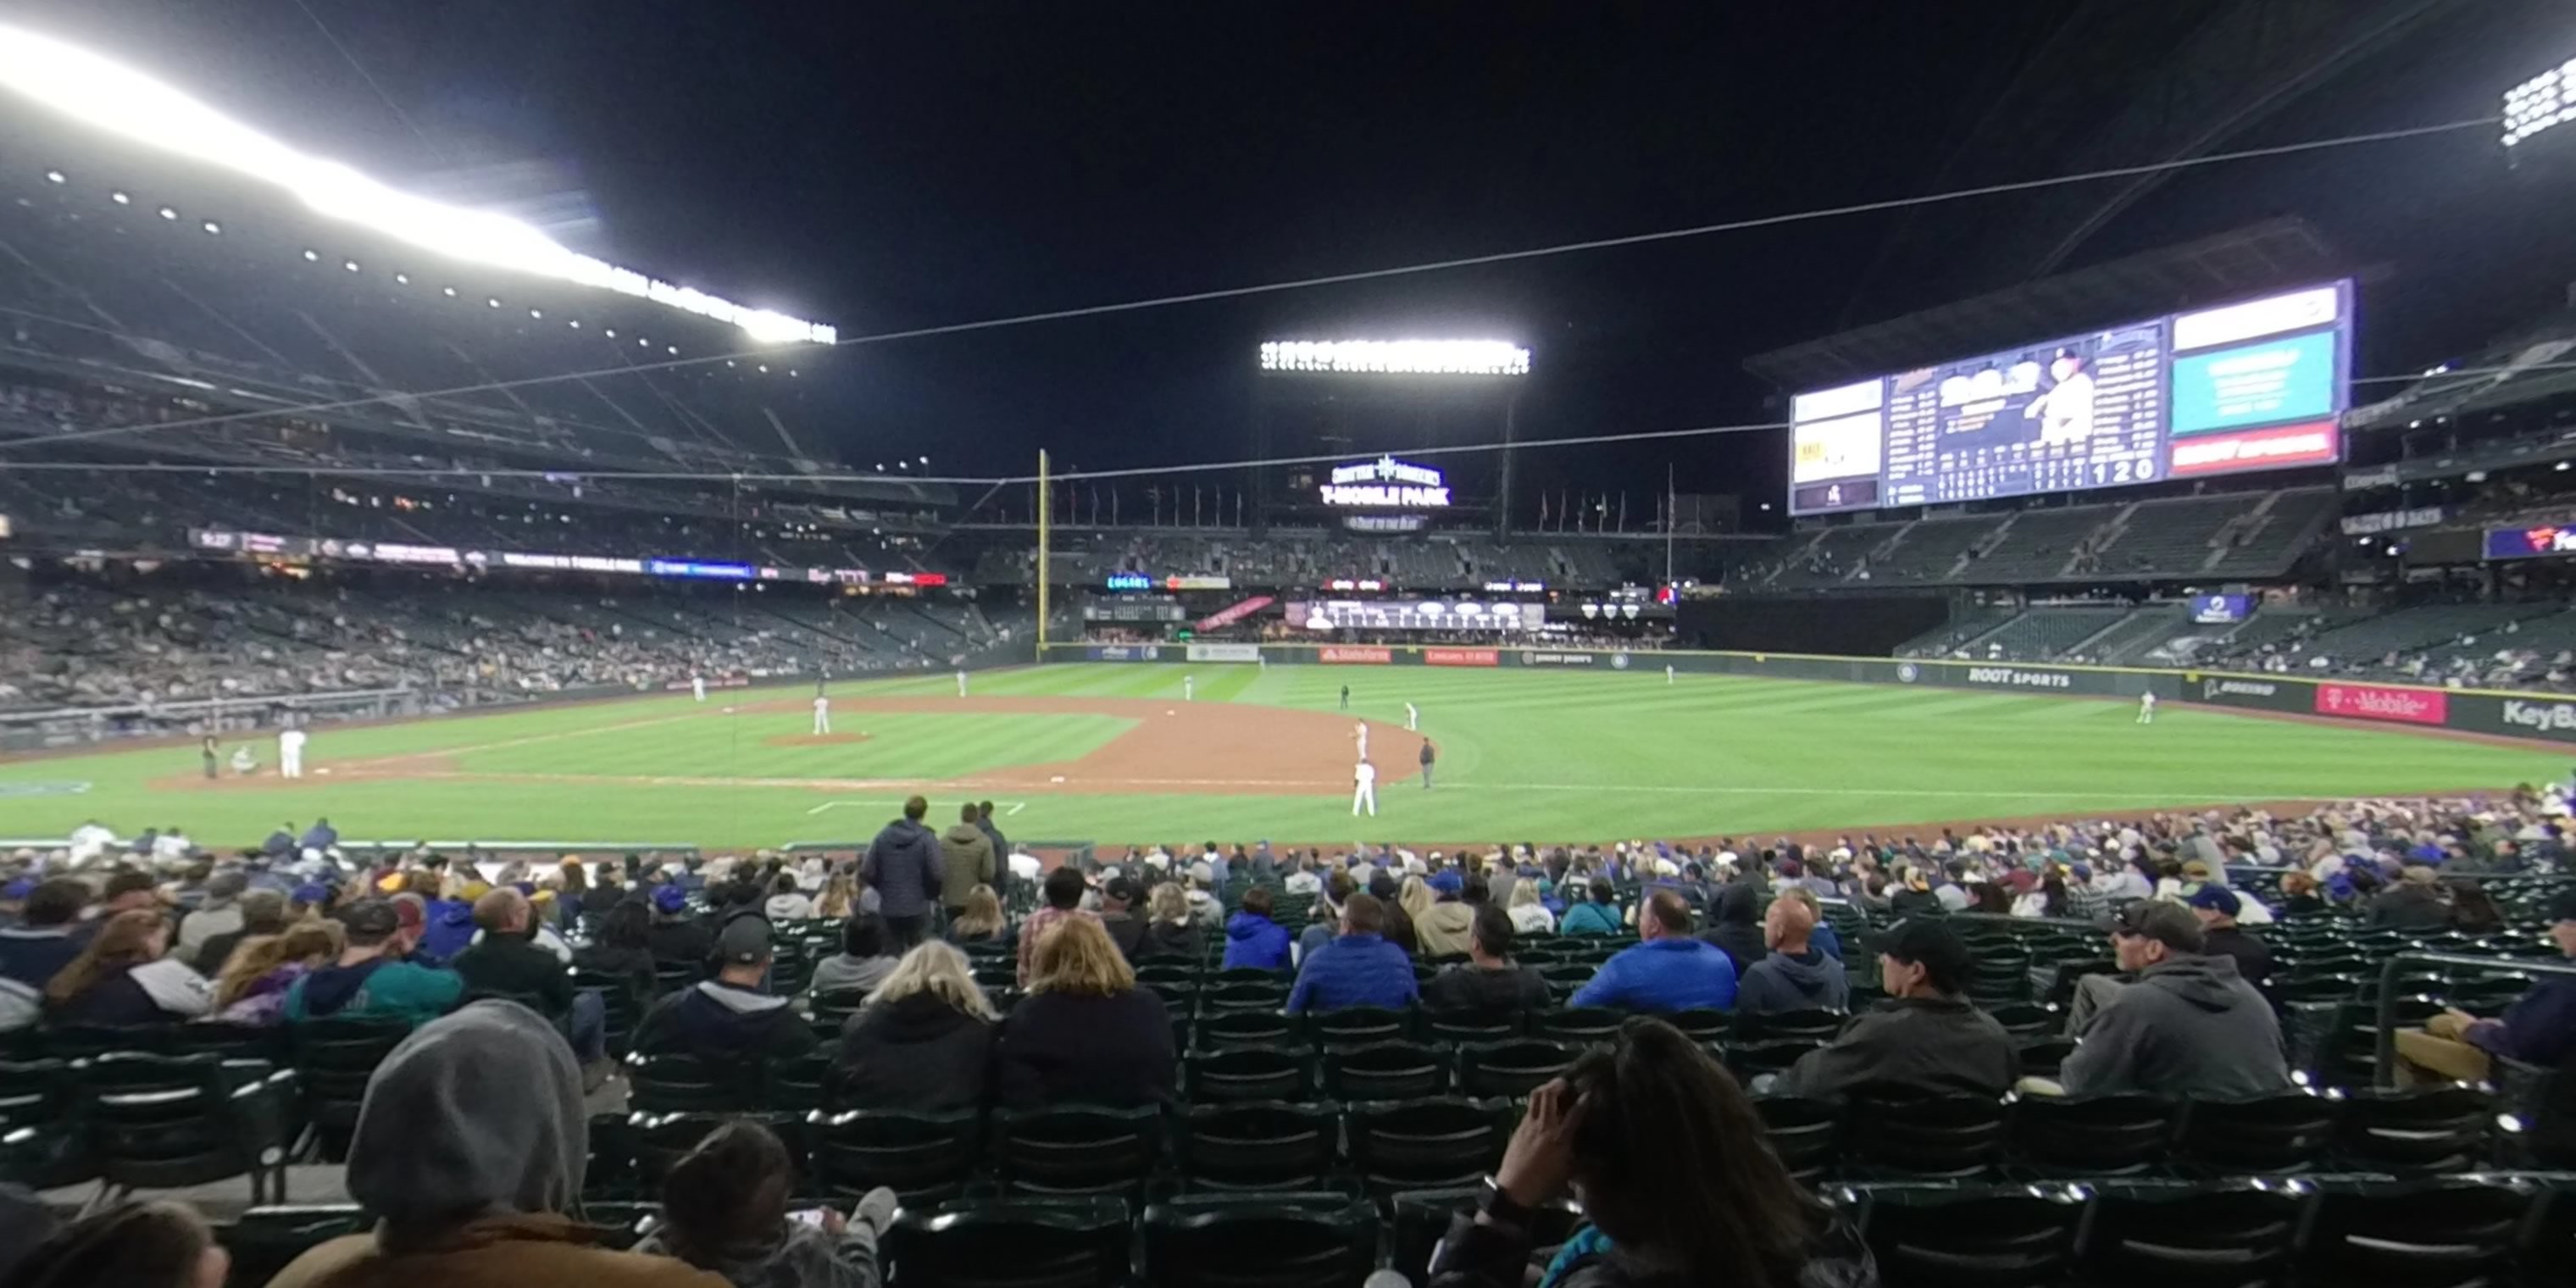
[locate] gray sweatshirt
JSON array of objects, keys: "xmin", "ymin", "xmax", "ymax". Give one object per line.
[{"xmin": 2058, "ymin": 953, "xmax": 2290, "ymax": 1099}]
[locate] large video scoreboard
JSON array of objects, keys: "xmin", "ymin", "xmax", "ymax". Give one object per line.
[{"xmin": 1790, "ymin": 280, "xmax": 2352, "ymax": 515}]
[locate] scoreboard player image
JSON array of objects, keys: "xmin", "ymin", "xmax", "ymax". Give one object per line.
[{"xmin": 2022, "ymin": 348, "xmax": 2096, "ymax": 445}]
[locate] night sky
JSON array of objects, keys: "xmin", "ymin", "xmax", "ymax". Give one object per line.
[{"xmin": 14, "ymin": 1, "xmax": 2576, "ymax": 526}]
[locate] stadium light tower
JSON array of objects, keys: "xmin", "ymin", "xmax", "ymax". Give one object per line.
[
  {"xmin": 2503, "ymin": 55, "xmax": 2576, "ymax": 148},
  {"xmin": 1252, "ymin": 336, "xmax": 1530, "ymax": 538},
  {"xmin": 0, "ymin": 22, "xmax": 835, "ymax": 346}
]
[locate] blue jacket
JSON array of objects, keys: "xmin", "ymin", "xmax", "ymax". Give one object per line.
[
  {"xmin": 2471, "ymin": 972, "xmax": 2576, "ymax": 1067},
  {"xmin": 1560, "ymin": 902, "xmax": 1622, "ymax": 936},
  {"xmin": 863, "ymin": 819, "xmax": 944, "ymax": 918},
  {"xmin": 1288, "ymin": 933, "xmax": 1419, "ymax": 1013},
  {"xmin": 416, "ymin": 900, "xmax": 477, "ymax": 964},
  {"xmin": 1221, "ymin": 912, "xmax": 1292, "ymax": 972},
  {"xmin": 1570, "ymin": 937, "xmax": 1739, "ymax": 1013},
  {"xmin": 1813, "ymin": 920, "xmax": 1844, "ymax": 961}
]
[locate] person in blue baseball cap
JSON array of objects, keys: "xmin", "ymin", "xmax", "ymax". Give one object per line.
[
  {"xmin": 646, "ymin": 883, "xmax": 714, "ymax": 971},
  {"xmin": 0, "ymin": 879, "xmax": 33, "ymax": 928},
  {"xmin": 2185, "ymin": 884, "xmax": 2272, "ymax": 991}
]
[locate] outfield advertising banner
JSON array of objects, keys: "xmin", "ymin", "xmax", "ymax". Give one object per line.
[
  {"xmin": 2183, "ymin": 675, "xmax": 2306, "ymax": 713},
  {"xmin": 1183, "ymin": 642, "xmax": 1263, "ymax": 663},
  {"xmin": 1523, "ymin": 651, "xmax": 1598, "ymax": 666},
  {"xmin": 1424, "ymin": 647, "xmax": 1500, "ymax": 667},
  {"xmin": 1319, "ymin": 647, "xmax": 1393, "ymax": 665},
  {"xmin": 1086, "ymin": 645, "xmax": 1164, "ymax": 663},
  {"xmin": 2313, "ymin": 681, "xmax": 2447, "ymax": 726}
]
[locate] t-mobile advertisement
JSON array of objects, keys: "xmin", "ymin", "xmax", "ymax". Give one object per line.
[{"xmin": 2313, "ymin": 681, "xmax": 2447, "ymax": 726}]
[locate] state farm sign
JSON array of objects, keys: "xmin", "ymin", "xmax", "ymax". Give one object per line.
[{"xmin": 1319, "ymin": 647, "xmax": 1392, "ymax": 664}]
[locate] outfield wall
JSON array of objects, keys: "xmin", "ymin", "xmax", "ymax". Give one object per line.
[{"xmin": 1046, "ymin": 641, "xmax": 2576, "ymax": 747}]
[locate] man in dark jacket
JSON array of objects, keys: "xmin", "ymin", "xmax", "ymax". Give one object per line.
[
  {"xmin": 2370, "ymin": 866, "xmax": 2454, "ymax": 930},
  {"xmin": 1287, "ymin": 893, "xmax": 1419, "ymax": 1013},
  {"xmin": 1697, "ymin": 880, "xmax": 1768, "ymax": 974},
  {"xmin": 864, "ymin": 796, "xmax": 944, "ymax": 951},
  {"xmin": 1421, "ymin": 905, "xmax": 1551, "ymax": 1014},
  {"xmin": 644, "ymin": 885, "xmax": 714, "ymax": 970},
  {"xmin": 2186, "ymin": 885, "xmax": 2273, "ymax": 991},
  {"xmin": 633, "ymin": 917, "xmax": 818, "ymax": 1063},
  {"xmin": 938, "ymin": 802, "xmax": 997, "ymax": 926},
  {"xmin": 2396, "ymin": 887, "xmax": 2576, "ymax": 1087},
  {"xmin": 1736, "ymin": 894, "xmax": 1850, "ymax": 1014},
  {"xmin": 0, "ymin": 880, "xmax": 92, "ymax": 1013},
  {"xmin": 1097, "ymin": 877, "xmax": 1149, "ymax": 960},
  {"xmin": 2056, "ymin": 902, "xmax": 2288, "ymax": 1100},
  {"xmin": 1770, "ymin": 919, "xmax": 2017, "ymax": 1100},
  {"xmin": 453, "ymin": 888, "xmax": 610, "ymax": 1086},
  {"xmin": 975, "ymin": 801, "xmax": 1010, "ymax": 897}
]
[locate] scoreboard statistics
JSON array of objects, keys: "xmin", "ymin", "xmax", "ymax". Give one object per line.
[{"xmin": 1790, "ymin": 280, "xmax": 2352, "ymax": 515}]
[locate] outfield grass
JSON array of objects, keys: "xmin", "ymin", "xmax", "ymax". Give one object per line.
[{"xmin": 0, "ymin": 663, "xmax": 2555, "ymax": 851}]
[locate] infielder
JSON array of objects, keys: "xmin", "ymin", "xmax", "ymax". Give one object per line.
[
  {"xmin": 1404, "ymin": 702, "xmax": 1418, "ymax": 732},
  {"xmin": 1355, "ymin": 719, "xmax": 1368, "ymax": 760},
  {"xmin": 278, "ymin": 726, "xmax": 308, "ymax": 780},
  {"xmin": 1352, "ymin": 758, "xmax": 1378, "ymax": 816},
  {"xmin": 691, "ymin": 673, "xmax": 707, "ymax": 702},
  {"xmin": 1339, "ymin": 685, "xmax": 1350, "ymax": 710},
  {"xmin": 957, "ymin": 669, "xmax": 969, "ymax": 697},
  {"xmin": 2137, "ymin": 691, "xmax": 2156, "ymax": 725},
  {"xmin": 1184, "ymin": 675, "xmax": 1195, "ymax": 702},
  {"xmin": 813, "ymin": 692, "xmax": 832, "ymax": 735}
]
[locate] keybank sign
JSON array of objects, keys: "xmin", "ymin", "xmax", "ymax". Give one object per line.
[{"xmin": 2502, "ymin": 700, "xmax": 2576, "ymax": 732}]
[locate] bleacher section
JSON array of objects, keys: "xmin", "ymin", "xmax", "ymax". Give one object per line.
[
  {"xmin": 1868, "ymin": 515, "xmax": 2008, "ymax": 583},
  {"xmin": 1960, "ymin": 507, "xmax": 2116, "ymax": 582},
  {"xmin": 1957, "ymin": 605, "xmax": 2130, "ymax": 660}
]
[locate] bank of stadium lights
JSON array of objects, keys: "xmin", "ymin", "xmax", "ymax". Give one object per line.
[
  {"xmin": 108, "ymin": 191, "xmax": 128, "ymax": 204},
  {"xmin": 1258, "ymin": 340, "xmax": 1531, "ymax": 376},
  {"xmin": 200, "ymin": 220, "xmax": 218, "ymax": 234},
  {"xmin": 42, "ymin": 169, "xmax": 60, "ymax": 183},
  {"xmin": 0, "ymin": 23, "xmax": 836, "ymax": 347},
  {"xmin": 302, "ymin": 250, "xmax": 319, "ymax": 262},
  {"xmin": 2504, "ymin": 57, "xmax": 2576, "ymax": 147},
  {"xmin": 155, "ymin": 205, "xmax": 174, "ymax": 219}
]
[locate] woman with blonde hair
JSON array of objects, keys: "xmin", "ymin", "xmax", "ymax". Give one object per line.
[
  {"xmin": 815, "ymin": 871, "xmax": 858, "ymax": 920},
  {"xmin": 835, "ymin": 941, "xmax": 998, "ymax": 1111},
  {"xmin": 211, "ymin": 920, "xmax": 345, "ymax": 1024},
  {"xmin": 997, "ymin": 917, "xmax": 1174, "ymax": 1108},
  {"xmin": 1399, "ymin": 874, "xmax": 1436, "ymax": 926},
  {"xmin": 1506, "ymin": 878, "xmax": 1556, "ymax": 935},
  {"xmin": 946, "ymin": 885, "xmax": 1008, "ymax": 946},
  {"xmin": 1139, "ymin": 881, "xmax": 1201, "ymax": 959},
  {"xmin": 46, "ymin": 909, "xmax": 213, "ymax": 1025}
]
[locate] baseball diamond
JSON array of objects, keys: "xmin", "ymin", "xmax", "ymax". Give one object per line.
[{"xmin": 0, "ymin": 662, "xmax": 2551, "ymax": 850}]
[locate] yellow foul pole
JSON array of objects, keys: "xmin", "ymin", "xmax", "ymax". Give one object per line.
[{"xmin": 1035, "ymin": 449, "xmax": 1051, "ymax": 656}]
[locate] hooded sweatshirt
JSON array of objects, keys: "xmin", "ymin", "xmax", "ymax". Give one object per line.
[
  {"xmin": 636, "ymin": 979, "xmax": 820, "ymax": 1062},
  {"xmin": 1735, "ymin": 945, "xmax": 1850, "ymax": 1015},
  {"xmin": 2058, "ymin": 953, "xmax": 2290, "ymax": 1099},
  {"xmin": 1220, "ymin": 911, "xmax": 1293, "ymax": 972},
  {"xmin": 862, "ymin": 819, "xmax": 942, "ymax": 919},
  {"xmin": 1697, "ymin": 882, "xmax": 1768, "ymax": 974},
  {"xmin": 937, "ymin": 823, "xmax": 996, "ymax": 911},
  {"xmin": 264, "ymin": 1001, "xmax": 724, "ymax": 1288},
  {"xmin": 417, "ymin": 899, "xmax": 479, "ymax": 965},
  {"xmin": 836, "ymin": 991, "xmax": 997, "ymax": 1112}
]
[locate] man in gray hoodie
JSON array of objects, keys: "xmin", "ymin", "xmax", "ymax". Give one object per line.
[
  {"xmin": 1736, "ymin": 895, "xmax": 1849, "ymax": 1014},
  {"xmin": 2056, "ymin": 902, "xmax": 2289, "ymax": 1100},
  {"xmin": 265, "ymin": 1000, "xmax": 722, "ymax": 1288},
  {"xmin": 862, "ymin": 796, "xmax": 943, "ymax": 950}
]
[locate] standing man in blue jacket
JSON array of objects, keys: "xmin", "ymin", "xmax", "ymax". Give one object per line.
[
  {"xmin": 1288, "ymin": 891, "xmax": 1418, "ymax": 1013},
  {"xmin": 1570, "ymin": 890, "xmax": 1739, "ymax": 1013},
  {"xmin": 863, "ymin": 795, "xmax": 944, "ymax": 951}
]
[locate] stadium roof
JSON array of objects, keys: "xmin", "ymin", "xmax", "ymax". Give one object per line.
[
  {"xmin": 1743, "ymin": 217, "xmax": 2346, "ymax": 394},
  {"xmin": 2349, "ymin": 304, "xmax": 2576, "ymax": 430}
]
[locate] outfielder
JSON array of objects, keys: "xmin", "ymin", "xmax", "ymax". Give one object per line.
[
  {"xmin": 1666, "ymin": 663, "xmax": 1675, "ymax": 685},
  {"xmin": 957, "ymin": 669, "xmax": 969, "ymax": 697},
  {"xmin": 2137, "ymin": 691, "xmax": 2156, "ymax": 725},
  {"xmin": 1404, "ymin": 702, "xmax": 1418, "ymax": 732},
  {"xmin": 1184, "ymin": 675, "xmax": 1195, "ymax": 702},
  {"xmin": 278, "ymin": 726, "xmax": 308, "ymax": 780},
  {"xmin": 1352, "ymin": 758, "xmax": 1378, "ymax": 817},
  {"xmin": 691, "ymin": 673, "xmax": 707, "ymax": 702},
  {"xmin": 813, "ymin": 692, "xmax": 832, "ymax": 735}
]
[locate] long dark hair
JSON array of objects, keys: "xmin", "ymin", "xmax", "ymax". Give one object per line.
[
  {"xmin": 597, "ymin": 900, "xmax": 651, "ymax": 952},
  {"xmin": 1566, "ymin": 1018, "xmax": 1833, "ymax": 1286},
  {"xmin": 658, "ymin": 1119, "xmax": 793, "ymax": 1265}
]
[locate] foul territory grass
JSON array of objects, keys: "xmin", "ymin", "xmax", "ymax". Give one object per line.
[{"xmin": 0, "ymin": 663, "xmax": 2554, "ymax": 850}]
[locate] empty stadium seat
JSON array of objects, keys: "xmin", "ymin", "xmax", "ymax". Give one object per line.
[
  {"xmin": 1172, "ymin": 1102, "xmax": 1340, "ymax": 1191},
  {"xmin": 886, "ymin": 1196, "xmax": 1131, "ymax": 1288},
  {"xmin": 995, "ymin": 1104, "xmax": 1163, "ymax": 1196},
  {"xmin": 1847, "ymin": 1183, "xmax": 2084, "ymax": 1288},
  {"xmin": 806, "ymin": 1108, "xmax": 982, "ymax": 1204},
  {"xmin": 1138, "ymin": 1194, "xmax": 1376, "ymax": 1288},
  {"xmin": 1320, "ymin": 1041, "xmax": 1449, "ymax": 1101},
  {"xmin": 1345, "ymin": 1097, "xmax": 1511, "ymax": 1195}
]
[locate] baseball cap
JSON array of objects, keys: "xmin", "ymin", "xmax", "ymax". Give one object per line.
[
  {"xmin": 337, "ymin": 899, "xmax": 399, "ymax": 940},
  {"xmin": 1874, "ymin": 919, "xmax": 1972, "ymax": 993},
  {"xmin": 718, "ymin": 915, "xmax": 773, "ymax": 966},
  {"xmin": 2107, "ymin": 901, "xmax": 2206, "ymax": 953},
  {"xmin": 2184, "ymin": 885, "xmax": 2242, "ymax": 917},
  {"xmin": 652, "ymin": 884, "xmax": 688, "ymax": 913},
  {"xmin": 0, "ymin": 879, "xmax": 33, "ymax": 901},
  {"xmin": 1102, "ymin": 876, "xmax": 1139, "ymax": 904},
  {"xmin": 291, "ymin": 882, "xmax": 332, "ymax": 906}
]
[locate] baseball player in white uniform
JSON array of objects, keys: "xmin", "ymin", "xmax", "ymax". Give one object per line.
[
  {"xmin": 813, "ymin": 693, "xmax": 832, "ymax": 735},
  {"xmin": 1404, "ymin": 702, "xmax": 1418, "ymax": 731},
  {"xmin": 1666, "ymin": 663, "xmax": 1675, "ymax": 685},
  {"xmin": 1355, "ymin": 720, "xmax": 1368, "ymax": 760},
  {"xmin": 2137, "ymin": 691, "xmax": 2156, "ymax": 725},
  {"xmin": 278, "ymin": 727, "xmax": 307, "ymax": 779},
  {"xmin": 957, "ymin": 669, "xmax": 968, "ymax": 697},
  {"xmin": 691, "ymin": 674, "xmax": 707, "ymax": 702},
  {"xmin": 1184, "ymin": 675, "xmax": 1195, "ymax": 702},
  {"xmin": 1352, "ymin": 758, "xmax": 1379, "ymax": 817}
]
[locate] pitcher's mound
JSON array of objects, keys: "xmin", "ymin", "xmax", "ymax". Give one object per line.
[{"xmin": 764, "ymin": 733, "xmax": 873, "ymax": 747}]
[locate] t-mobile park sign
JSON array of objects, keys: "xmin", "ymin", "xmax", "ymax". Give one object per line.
[{"xmin": 1321, "ymin": 456, "xmax": 1451, "ymax": 508}]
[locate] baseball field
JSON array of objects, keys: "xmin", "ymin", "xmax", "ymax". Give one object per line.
[{"xmin": 0, "ymin": 663, "xmax": 2556, "ymax": 852}]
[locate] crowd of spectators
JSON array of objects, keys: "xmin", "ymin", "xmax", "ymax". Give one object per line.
[{"xmin": 0, "ymin": 781, "xmax": 2568, "ymax": 1286}]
